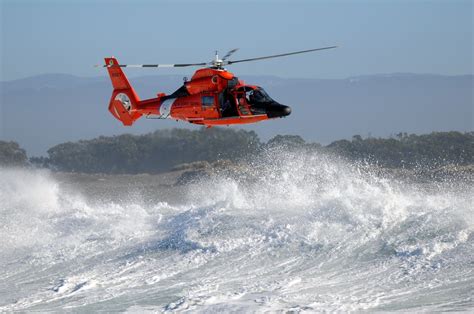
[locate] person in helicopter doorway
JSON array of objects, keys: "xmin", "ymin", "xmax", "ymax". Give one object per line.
[
  {"xmin": 221, "ymin": 91, "xmax": 238, "ymax": 117},
  {"xmin": 221, "ymin": 97, "xmax": 231, "ymax": 114}
]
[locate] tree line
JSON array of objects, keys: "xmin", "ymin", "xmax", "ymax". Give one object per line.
[
  {"xmin": 1, "ymin": 129, "xmax": 472, "ymax": 173},
  {"xmin": 327, "ymin": 132, "xmax": 474, "ymax": 168}
]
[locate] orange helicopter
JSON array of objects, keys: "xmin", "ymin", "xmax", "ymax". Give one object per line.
[{"xmin": 97, "ymin": 46, "xmax": 337, "ymax": 127}]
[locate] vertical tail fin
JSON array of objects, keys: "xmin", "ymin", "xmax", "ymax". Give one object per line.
[{"xmin": 105, "ymin": 57, "xmax": 142, "ymax": 126}]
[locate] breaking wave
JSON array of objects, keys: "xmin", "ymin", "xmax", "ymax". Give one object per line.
[{"xmin": 0, "ymin": 150, "xmax": 473, "ymax": 311}]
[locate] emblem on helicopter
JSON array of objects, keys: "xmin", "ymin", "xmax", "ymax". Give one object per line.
[{"xmin": 115, "ymin": 93, "xmax": 132, "ymax": 111}]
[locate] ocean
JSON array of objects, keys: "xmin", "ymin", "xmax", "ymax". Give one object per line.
[{"xmin": 1, "ymin": 151, "xmax": 472, "ymax": 312}]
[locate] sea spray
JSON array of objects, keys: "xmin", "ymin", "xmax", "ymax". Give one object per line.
[{"xmin": 0, "ymin": 149, "xmax": 472, "ymax": 311}]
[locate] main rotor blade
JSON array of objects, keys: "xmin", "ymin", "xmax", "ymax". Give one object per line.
[
  {"xmin": 222, "ymin": 48, "xmax": 239, "ymax": 61},
  {"xmin": 226, "ymin": 46, "xmax": 337, "ymax": 65},
  {"xmin": 94, "ymin": 62, "xmax": 207, "ymax": 68}
]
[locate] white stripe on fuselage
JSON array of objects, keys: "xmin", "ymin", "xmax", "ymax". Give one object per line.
[{"xmin": 159, "ymin": 98, "xmax": 175, "ymax": 118}]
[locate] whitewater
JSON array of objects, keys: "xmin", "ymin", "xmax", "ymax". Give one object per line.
[{"xmin": 1, "ymin": 151, "xmax": 473, "ymax": 312}]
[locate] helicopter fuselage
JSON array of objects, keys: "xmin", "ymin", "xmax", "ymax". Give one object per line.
[{"xmin": 106, "ymin": 58, "xmax": 291, "ymax": 127}]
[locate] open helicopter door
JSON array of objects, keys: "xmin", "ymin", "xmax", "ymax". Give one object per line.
[{"xmin": 218, "ymin": 90, "xmax": 239, "ymax": 118}]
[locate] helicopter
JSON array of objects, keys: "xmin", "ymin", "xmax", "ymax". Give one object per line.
[{"xmin": 97, "ymin": 46, "xmax": 337, "ymax": 127}]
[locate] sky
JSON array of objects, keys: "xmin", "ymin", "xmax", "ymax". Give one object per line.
[{"xmin": 1, "ymin": 0, "xmax": 472, "ymax": 81}]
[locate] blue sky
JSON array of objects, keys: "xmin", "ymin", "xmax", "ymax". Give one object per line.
[{"xmin": 1, "ymin": 0, "xmax": 472, "ymax": 80}]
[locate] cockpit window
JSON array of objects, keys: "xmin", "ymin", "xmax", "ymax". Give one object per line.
[
  {"xmin": 246, "ymin": 88, "xmax": 273, "ymax": 104},
  {"xmin": 236, "ymin": 86, "xmax": 253, "ymax": 92}
]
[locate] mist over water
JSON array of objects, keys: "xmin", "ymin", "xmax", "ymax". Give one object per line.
[{"xmin": 0, "ymin": 150, "xmax": 473, "ymax": 312}]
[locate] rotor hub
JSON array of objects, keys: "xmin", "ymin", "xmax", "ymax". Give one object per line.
[{"xmin": 210, "ymin": 51, "xmax": 225, "ymax": 69}]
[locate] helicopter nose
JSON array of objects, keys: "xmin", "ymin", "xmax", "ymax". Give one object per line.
[
  {"xmin": 267, "ymin": 104, "xmax": 292, "ymax": 118},
  {"xmin": 281, "ymin": 105, "xmax": 292, "ymax": 116}
]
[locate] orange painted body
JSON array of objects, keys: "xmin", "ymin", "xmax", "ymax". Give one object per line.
[{"xmin": 105, "ymin": 57, "xmax": 291, "ymax": 127}]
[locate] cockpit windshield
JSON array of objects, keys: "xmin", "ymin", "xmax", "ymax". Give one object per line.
[{"xmin": 246, "ymin": 88, "xmax": 273, "ymax": 104}]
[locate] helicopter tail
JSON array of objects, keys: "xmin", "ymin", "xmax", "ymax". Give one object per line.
[{"xmin": 104, "ymin": 57, "xmax": 142, "ymax": 126}]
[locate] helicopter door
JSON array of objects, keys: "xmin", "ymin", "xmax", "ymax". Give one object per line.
[{"xmin": 219, "ymin": 91, "xmax": 239, "ymax": 117}]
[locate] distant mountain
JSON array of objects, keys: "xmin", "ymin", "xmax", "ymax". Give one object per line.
[{"xmin": 1, "ymin": 73, "xmax": 472, "ymax": 156}]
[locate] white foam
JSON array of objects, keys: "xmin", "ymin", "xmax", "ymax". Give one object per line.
[{"xmin": 0, "ymin": 150, "xmax": 472, "ymax": 312}]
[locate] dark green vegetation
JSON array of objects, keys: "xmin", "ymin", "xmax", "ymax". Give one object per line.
[
  {"xmin": 37, "ymin": 128, "xmax": 260, "ymax": 173},
  {"xmin": 2, "ymin": 129, "xmax": 473, "ymax": 173},
  {"xmin": 0, "ymin": 141, "xmax": 28, "ymax": 166},
  {"xmin": 327, "ymin": 132, "xmax": 474, "ymax": 168}
]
